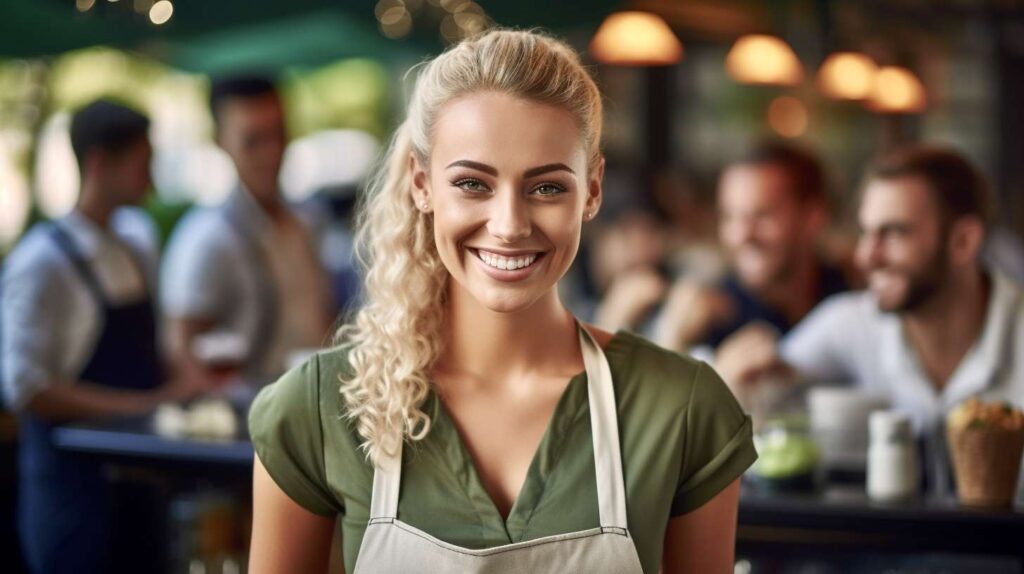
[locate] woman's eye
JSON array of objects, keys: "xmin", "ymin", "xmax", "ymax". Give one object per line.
[
  {"xmin": 453, "ymin": 179, "xmax": 489, "ymax": 193},
  {"xmin": 532, "ymin": 183, "xmax": 566, "ymax": 196}
]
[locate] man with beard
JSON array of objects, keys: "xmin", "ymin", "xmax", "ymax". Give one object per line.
[
  {"xmin": 653, "ymin": 142, "xmax": 849, "ymax": 353},
  {"xmin": 731, "ymin": 146, "xmax": 1024, "ymax": 435}
]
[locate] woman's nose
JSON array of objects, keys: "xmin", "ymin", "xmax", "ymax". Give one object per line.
[{"xmin": 487, "ymin": 192, "xmax": 532, "ymax": 243}]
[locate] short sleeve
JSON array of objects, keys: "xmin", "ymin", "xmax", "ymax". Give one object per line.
[
  {"xmin": 159, "ymin": 211, "xmax": 232, "ymax": 320},
  {"xmin": 670, "ymin": 362, "xmax": 757, "ymax": 516},
  {"xmin": 248, "ymin": 355, "xmax": 342, "ymax": 516}
]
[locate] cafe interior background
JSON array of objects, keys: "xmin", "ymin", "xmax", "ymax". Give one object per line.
[{"xmin": 1, "ymin": 0, "xmax": 1024, "ymax": 572}]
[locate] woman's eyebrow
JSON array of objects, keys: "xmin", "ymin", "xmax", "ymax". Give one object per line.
[
  {"xmin": 523, "ymin": 163, "xmax": 575, "ymax": 178},
  {"xmin": 446, "ymin": 159, "xmax": 498, "ymax": 175},
  {"xmin": 444, "ymin": 160, "xmax": 576, "ymax": 179}
]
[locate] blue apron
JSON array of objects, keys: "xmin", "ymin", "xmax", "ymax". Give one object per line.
[{"xmin": 18, "ymin": 223, "xmax": 162, "ymax": 574}]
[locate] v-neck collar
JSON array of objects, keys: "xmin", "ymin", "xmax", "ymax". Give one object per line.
[{"xmin": 422, "ymin": 329, "xmax": 626, "ymax": 545}]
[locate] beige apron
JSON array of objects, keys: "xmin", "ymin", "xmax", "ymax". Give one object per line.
[{"xmin": 352, "ymin": 327, "xmax": 645, "ymax": 573}]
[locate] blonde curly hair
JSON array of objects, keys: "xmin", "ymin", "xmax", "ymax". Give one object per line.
[{"xmin": 335, "ymin": 29, "xmax": 603, "ymax": 465}]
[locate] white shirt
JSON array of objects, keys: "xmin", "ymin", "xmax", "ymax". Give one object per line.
[
  {"xmin": 780, "ymin": 271, "xmax": 1024, "ymax": 433},
  {"xmin": 1, "ymin": 209, "xmax": 158, "ymax": 411},
  {"xmin": 160, "ymin": 187, "xmax": 332, "ymax": 384}
]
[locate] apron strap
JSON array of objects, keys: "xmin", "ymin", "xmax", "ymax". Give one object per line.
[
  {"xmin": 367, "ymin": 324, "xmax": 629, "ymax": 528},
  {"xmin": 48, "ymin": 223, "xmax": 109, "ymax": 307},
  {"xmin": 579, "ymin": 325, "xmax": 629, "ymax": 530},
  {"xmin": 369, "ymin": 439, "xmax": 403, "ymax": 520},
  {"xmin": 48, "ymin": 221, "xmax": 154, "ymax": 307}
]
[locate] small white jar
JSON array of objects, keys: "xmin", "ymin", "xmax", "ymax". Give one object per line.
[{"xmin": 867, "ymin": 411, "xmax": 920, "ymax": 501}]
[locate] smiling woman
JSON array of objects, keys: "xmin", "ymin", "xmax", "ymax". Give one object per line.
[{"xmin": 247, "ymin": 29, "xmax": 756, "ymax": 574}]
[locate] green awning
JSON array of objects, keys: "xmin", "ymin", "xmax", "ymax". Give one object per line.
[{"xmin": 2, "ymin": 1, "xmax": 619, "ymax": 69}]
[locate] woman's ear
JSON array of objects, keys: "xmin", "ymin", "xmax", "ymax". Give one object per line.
[
  {"xmin": 410, "ymin": 153, "xmax": 431, "ymax": 212},
  {"xmin": 584, "ymin": 157, "xmax": 605, "ymax": 221}
]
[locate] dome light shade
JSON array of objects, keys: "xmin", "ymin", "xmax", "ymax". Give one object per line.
[
  {"xmin": 867, "ymin": 66, "xmax": 927, "ymax": 114},
  {"xmin": 725, "ymin": 34, "xmax": 803, "ymax": 86},
  {"xmin": 818, "ymin": 52, "xmax": 877, "ymax": 100},
  {"xmin": 590, "ymin": 11, "xmax": 683, "ymax": 66}
]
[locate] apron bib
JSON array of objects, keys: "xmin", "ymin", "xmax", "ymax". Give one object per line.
[
  {"xmin": 352, "ymin": 326, "xmax": 645, "ymax": 573},
  {"xmin": 18, "ymin": 223, "xmax": 162, "ymax": 574}
]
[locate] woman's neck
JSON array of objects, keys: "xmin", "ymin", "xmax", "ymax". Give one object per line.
[{"xmin": 436, "ymin": 284, "xmax": 581, "ymax": 385}]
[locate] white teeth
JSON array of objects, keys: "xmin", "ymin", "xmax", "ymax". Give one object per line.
[{"xmin": 475, "ymin": 250, "xmax": 538, "ymax": 271}]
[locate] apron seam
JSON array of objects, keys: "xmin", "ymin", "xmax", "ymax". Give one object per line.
[{"xmin": 387, "ymin": 521, "xmax": 623, "ymax": 557}]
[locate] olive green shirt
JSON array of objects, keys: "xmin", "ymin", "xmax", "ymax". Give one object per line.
[{"xmin": 249, "ymin": 331, "xmax": 756, "ymax": 574}]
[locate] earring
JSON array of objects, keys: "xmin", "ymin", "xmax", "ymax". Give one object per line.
[{"xmin": 421, "ymin": 203, "xmax": 429, "ymax": 210}]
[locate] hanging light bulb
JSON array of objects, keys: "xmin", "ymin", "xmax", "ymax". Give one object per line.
[
  {"xmin": 767, "ymin": 96, "xmax": 808, "ymax": 138},
  {"xmin": 725, "ymin": 34, "xmax": 803, "ymax": 86},
  {"xmin": 867, "ymin": 66, "xmax": 927, "ymax": 114},
  {"xmin": 818, "ymin": 52, "xmax": 877, "ymax": 100},
  {"xmin": 590, "ymin": 11, "xmax": 683, "ymax": 66}
]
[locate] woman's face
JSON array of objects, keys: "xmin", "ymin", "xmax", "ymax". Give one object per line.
[{"xmin": 412, "ymin": 91, "xmax": 602, "ymax": 314}]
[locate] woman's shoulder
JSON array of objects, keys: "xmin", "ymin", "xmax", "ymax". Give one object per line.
[
  {"xmin": 606, "ymin": 330, "xmax": 710, "ymax": 394},
  {"xmin": 246, "ymin": 348, "xmax": 358, "ymax": 516},
  {"xmin": 604, "ymin": 330, "xmax": 745, "ymax": 429},
  {"xmin": 248, "ymin": 345, "xmax": 357, "ymax": 437}
]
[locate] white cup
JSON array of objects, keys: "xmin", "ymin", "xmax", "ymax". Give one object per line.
[{"xmin": 809, "ymin": 386, "xmax": 888, "ymax": 468}]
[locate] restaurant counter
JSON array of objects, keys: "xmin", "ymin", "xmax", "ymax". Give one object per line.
[
  {"xmin": 738, "ymin": 484, "xmax": 1024, "ymax": 571},
  {"xmin": 51, "ymin": 416, "xmax": 1024, "ymax": 572}
]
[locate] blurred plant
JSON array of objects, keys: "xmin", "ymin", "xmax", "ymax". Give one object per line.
[{"xmin": 0, "ymin": 46, "xmax": 392, "ymax": 249}]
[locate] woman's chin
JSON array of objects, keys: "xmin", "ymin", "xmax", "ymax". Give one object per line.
[{"xmin": 462, "ymin": 284, "xmax": 550, "ymax": 315}]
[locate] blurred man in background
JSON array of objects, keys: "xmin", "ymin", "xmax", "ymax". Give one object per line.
[
  {"xmin": 1, "ymin": 100, "xmax": 204, "ymax": 573},
  {"xmin": 726, "ymin": 146, "xmax": 1024, "ymax": 435},
  {"xmin": 590, "ymin": 208, "xmax": 671, "ymax": 332},
  {"xmin": 653, "ymin": 142, "xmax": 851, "ymax": 355},
  {"xmin": 161, "ymin": 76, "xmax": 334, "ymax": 390}
]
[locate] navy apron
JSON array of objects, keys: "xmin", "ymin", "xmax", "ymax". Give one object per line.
[{"xmin": 18, "ymin": 223, "xmax": 162, "ymax": 574}]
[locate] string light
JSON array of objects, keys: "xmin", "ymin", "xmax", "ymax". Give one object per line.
[
  {"xmin": 149, "ymin": 0, "xmax": 173, "ymax": 25},
  {"xmin": 768, "ymin": 96, "xmax": 808, "ymax": 138}
]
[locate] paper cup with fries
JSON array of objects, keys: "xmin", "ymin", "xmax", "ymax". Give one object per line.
[{"xmin": 946, "ymin": 398, "xmax": 1024, "ymax": 507}]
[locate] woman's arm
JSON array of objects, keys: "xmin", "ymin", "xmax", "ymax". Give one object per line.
[
  {"xmin": 661, "ymin": 478, "xmax": 741, "ymax": 574},
  {"xmin": 249, "ymin": 454, "xmax": 337, "ymax": 574}
]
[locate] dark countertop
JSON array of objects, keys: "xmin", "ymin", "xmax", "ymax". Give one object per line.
[
  {"xmin": 52, "ymin": 415, "xmax": 253, "ymax": 467},
  {"xmin": 741, "ymin": 483, "xmax": 1024, "ymax": 524},
  {"xmin": 52, "ymin": 416, "xmax": 1024, "ymax": 557},
  {"xmin": 739, "ymin": 483, "xmax": 1024, "ymax": 559}
]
